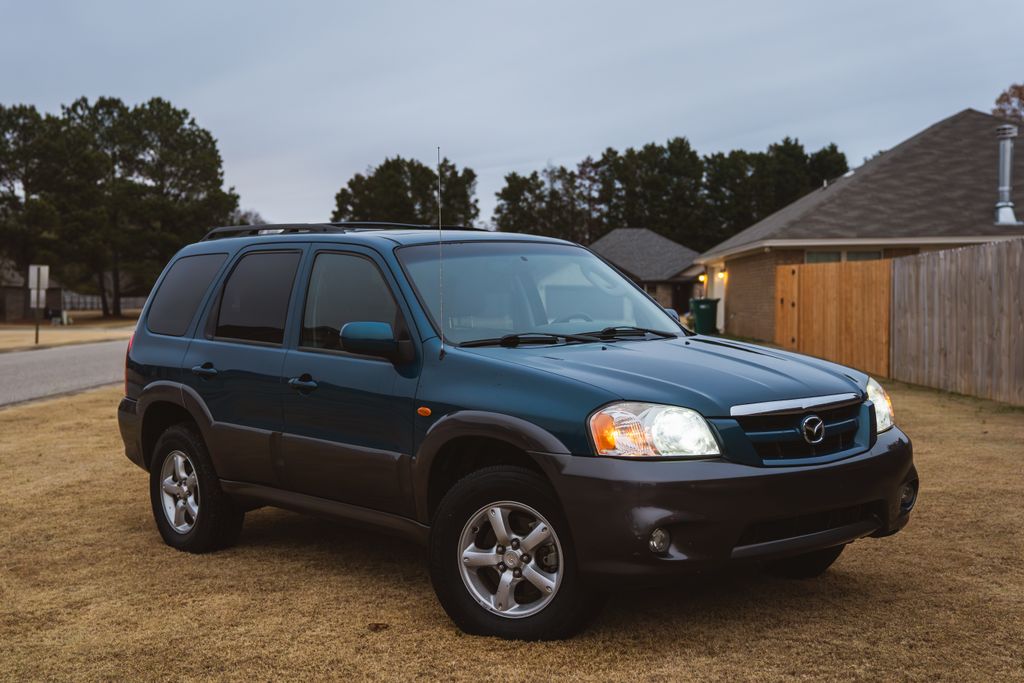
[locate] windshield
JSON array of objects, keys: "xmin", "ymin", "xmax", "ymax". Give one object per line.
[{"xmin": 397, "ymin": 241, "xmax": 681, "ymax": 345}]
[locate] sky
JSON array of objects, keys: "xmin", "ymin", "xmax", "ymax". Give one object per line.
[{"xmin": 2, "ymin": 1, "xmax": 1022, "ymax": 225}]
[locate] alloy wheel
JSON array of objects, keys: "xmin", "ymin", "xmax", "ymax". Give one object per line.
[
  {"xmin": 159, "ymin": 450, "xmax": 200, "ymax": 533},
  {"xmin": 457, "ymin": 501, "xmax": 563, "ymax": 618}
]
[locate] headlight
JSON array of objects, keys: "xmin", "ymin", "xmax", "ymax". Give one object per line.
[
  {"xmin": 589, "ymin": 402, "xmax": 720, "ymax": 458},
  {"xmin": 866, "ymin": 377, "xmax": 895, "ymax": 433}
]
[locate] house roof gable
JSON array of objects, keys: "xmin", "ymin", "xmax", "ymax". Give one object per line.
[
  {"xmin": 589, "ymin": 228, "xmax": 698, "ymax": 281},
  {"xmin": 698, "ymin": 108, "xmax": 1024, "ymax": 262}
]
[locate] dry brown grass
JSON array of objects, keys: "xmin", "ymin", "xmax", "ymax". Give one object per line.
[
  {"xmin": 0, "ymin": 311, "xmax": 136, "ymax": 352},
  {"xmin": 1, "ymin": 383, "xmax": 1022, "ymax": 681}
]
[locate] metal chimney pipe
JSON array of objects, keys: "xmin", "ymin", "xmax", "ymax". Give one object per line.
[{"xmin": 995, "ymin": 124, "xmax": 1020, "ymax": 225}]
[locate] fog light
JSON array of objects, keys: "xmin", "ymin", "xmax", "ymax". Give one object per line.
[
  {"xmin": 649, "ymin": 527, "xmax": 670, "ymax": 554},
  {"xmin": 899, "ymin": 482, "xmax": 918, "ymax": 511}
]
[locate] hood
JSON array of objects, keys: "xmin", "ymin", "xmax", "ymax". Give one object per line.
[{"xmin": 461, "ymin": 336, "xmax": 866, "ymax": 418}]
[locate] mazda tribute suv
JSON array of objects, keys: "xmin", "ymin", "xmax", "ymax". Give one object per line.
[{"xmin": 118, "ymin": 222, "xmax": 917, "ymax": 640}]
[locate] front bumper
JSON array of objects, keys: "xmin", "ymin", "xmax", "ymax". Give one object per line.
[{"xmin": 535, "ymin": 427, "xmax": 916, "ymax": 586}]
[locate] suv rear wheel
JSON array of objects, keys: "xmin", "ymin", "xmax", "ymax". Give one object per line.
[
  {"xmin": 149, "ymin": 423, "xmax": 244, "ymax": 553},
  {"xmin": 429, "ymin": 466, "xmax": 603, "ymax": 640}
]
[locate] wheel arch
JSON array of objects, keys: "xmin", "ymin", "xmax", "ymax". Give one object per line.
[
  {"xmin": 138, "ymin": 382, "xmax": 215, "ymax": 470},
  {"xmin": 414, "ymin": 411, "xmax": 571, "ymax": 524}
]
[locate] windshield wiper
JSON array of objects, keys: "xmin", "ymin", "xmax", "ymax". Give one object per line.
[
  {"xmin": 582, "ymin": 326, "xmax": 679, "ymax": 340},
  {"xmin": 460, "ymin": 332, "xmax": 603, "ymax": 348}
]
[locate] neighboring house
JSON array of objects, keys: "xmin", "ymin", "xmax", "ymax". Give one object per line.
[
  {"xmin": 695, "ymin": 109, "xmax": 1024, "ymax": 339},
  {"xmin": 589, "ymin": 227, "xmax": 699, "ymax": 312}
]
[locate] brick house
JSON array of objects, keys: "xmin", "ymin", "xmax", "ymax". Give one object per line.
[
  {"xmin": 589, "ymin": 228, "xmax": 699, "ymax": 312},
  {"xmin": 695, "ymin": 109, "xmax": 1024, "ymax": 339}
]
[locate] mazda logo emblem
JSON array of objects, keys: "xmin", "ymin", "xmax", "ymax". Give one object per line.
[{"xmin": 801, "ymin": 415, "xmax": 826, "ymax": 444}]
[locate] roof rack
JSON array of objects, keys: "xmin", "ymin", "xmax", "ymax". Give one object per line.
[{"xmin": 201, "ymin": 222, "xmax": 483, "ymax": 241}]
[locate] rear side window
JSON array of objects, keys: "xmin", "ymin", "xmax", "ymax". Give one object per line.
[
  {"xmin": 147, "ymin": 253, "xmax": 227, "ymax": 336},
  {"xmin": 300, "ymin": 252, "xmax": 399, "ymax": 351},
  {"xmin": 215, "ymin": 251, "xmax": 301, "ymax": 344}
]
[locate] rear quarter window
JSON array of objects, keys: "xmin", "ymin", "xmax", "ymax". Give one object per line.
[
  {"xmin": 147, "ymin": 253, "xmax": 228, "ymax": 336},
  {"xmin": 214, "ymin": 251, "xmax": 301, "ymax": 344}
]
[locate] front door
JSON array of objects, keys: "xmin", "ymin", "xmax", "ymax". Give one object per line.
[
  {"xmin": 280, "ymin": 249, "xmax": 419, "ymax": 516},
  {"xmin": 183, "ymin": 247, "xmax": 303, "ymax": 486}
]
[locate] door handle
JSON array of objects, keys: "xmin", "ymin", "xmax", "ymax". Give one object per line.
[
  {"xmin": 191, "ymin": 362, "xmax": 218, "ymax": 378},
  {"xmin": 288, "ymin": 374, "xmax": 318, "ymax": 392}
]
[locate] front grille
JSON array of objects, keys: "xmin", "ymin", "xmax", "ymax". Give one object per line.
[
  {"xmin": 736, "ymin": 401, "xmax": 863, "ymax": 462},
  {"xmin": 735, "ymin": 502, "xmax": 882, "ymax": 547}
]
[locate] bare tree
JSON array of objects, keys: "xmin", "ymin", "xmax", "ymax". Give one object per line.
[{"xmin": 993, "ymin": 83, "xmax": 1024, "ymax": 122}]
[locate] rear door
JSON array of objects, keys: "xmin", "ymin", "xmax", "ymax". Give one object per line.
[
  {"xmin": 183, "ymin": 245, "xmax": 305, "ymax": 486},
  {"xmin": 279, "ymin": 247, "xmax": 419, "ymax": 516}
]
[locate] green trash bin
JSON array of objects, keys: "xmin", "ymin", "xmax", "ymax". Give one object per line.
[{"xmin": 689, "ymin": 298, "xmax": 719, "ymax": 335}]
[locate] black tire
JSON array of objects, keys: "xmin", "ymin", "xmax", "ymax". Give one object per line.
[
  {"xmin": 429, "ymin": 465, "xmax": 603, "ymax": 640},
  {"xmin": 764, "ymin": 544, "xmax": 845, "ymax": 579},
  {"xmin": 149, "ymin": 422, "xmax": 244, "ymax": 553}
]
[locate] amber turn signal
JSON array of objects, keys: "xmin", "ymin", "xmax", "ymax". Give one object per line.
[
  {"xmin": 417, "ymin": 406, "xmax": 432, "ymax": 417},
  {"xmin": 591, "ymin": 411, "xmax": 617, "ymax": 452}
]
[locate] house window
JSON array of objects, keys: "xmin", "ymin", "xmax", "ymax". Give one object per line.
[
  {"xmin": 805, "ymin": 251, "xmax": 841, "ymax": 263},
  {"xmin": 805, "ymin": 250, "xmax": 884, "ymax": 264},
  {"xmin": 845, "ymin": 250, "xmax": 882, "ymax": 261}
]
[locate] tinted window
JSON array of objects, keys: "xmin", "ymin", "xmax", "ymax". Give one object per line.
[
  {"xmin": 301, "ymin": 252, "xmax": 399, "ymax": 350},
  {"xmin": 215, "ymin": 251, "xmax": 301, "ymax": 344},
  {"xmin": 147, "ymin": 253, "xmax": 227, "ymax": 336}
]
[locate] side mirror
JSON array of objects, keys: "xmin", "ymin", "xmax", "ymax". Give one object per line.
[
  {"xmin": 340, "ymin": 321, "xmax": 399, "ymax": 359},
  {"xmin": 663, "ymin": 307, "xmax": 680, "ymax": 321}
]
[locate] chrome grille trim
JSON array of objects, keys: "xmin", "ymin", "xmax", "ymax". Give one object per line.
[{"xmin": 730, "ymin": 392, "xmax": 862, "ymax": 417}]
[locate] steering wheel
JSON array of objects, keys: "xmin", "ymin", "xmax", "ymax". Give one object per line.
[{"xmin": 552, "ymin": 312, "xmax": 594, "ymax": 324}]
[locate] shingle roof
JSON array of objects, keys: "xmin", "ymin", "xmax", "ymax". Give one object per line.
[
  {"xmin": 589, "ymin": 228, "xmax": 698, "ymax": 281},
  {"xmin": 698, "ymin": 108, "xmax": 1024, "ymax": 262}
]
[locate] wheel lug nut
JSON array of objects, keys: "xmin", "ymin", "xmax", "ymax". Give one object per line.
[
  {"xmin": 521, "ymin": 554, "xmax": 530, "ymax": 563},
  {"xmin": 510, "ymin": 539, "xmax": 520, "ymax": 549},
  {"xmin": 498, "ymin": 563, "xmax": 506, "ymax": 572},
  {"xmin": 496, "ymin": 545, "xmax": 505, "ymax": 554},
  {"xmin": 513, "ymin": 568, "xmax": 521, "ymax": 578}
]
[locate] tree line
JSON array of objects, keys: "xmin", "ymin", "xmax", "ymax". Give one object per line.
[
  {"xmin": 0, "ymin": 97, "xmax": 239, "ymax": 316},
  {"xmin": 494, "ymin": 137, "xmax": 848, "ymax": 251},
  {"xmin": 330, "ymin": 138, "xmax": 848, "ymax": 253}
]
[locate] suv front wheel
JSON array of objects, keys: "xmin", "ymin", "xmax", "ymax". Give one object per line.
[
  {"xmin": 429, "ymin": 466, "xmax": 603, "ymax": 640},
  {"xmin": 149, "ymin": 423, "xmax": 244, "ymax": 553}
]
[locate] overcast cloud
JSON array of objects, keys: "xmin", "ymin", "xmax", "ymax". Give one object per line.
[{"xmin": 2, "ymin": 1, "xmax": 1021, "ymax": 224}]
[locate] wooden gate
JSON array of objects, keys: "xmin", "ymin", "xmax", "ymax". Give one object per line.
[{"xmin": 774, "ymin": 260, "xmax": 892, "ymax": 377}]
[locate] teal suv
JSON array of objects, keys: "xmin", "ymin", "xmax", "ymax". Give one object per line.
[{"xmin": 118, "ymin": 223, "xmax": 918, "ymax": 640}]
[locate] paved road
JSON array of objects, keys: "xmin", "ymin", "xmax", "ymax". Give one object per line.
[{"xmin": 0, "ymin": 339, "xmax": 128, "ymax": 406}]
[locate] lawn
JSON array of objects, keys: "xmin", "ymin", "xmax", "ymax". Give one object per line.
[
  {"xmin": 0, "ymin": 310, "xmax": 137, "ymax": 352},
  {"xmin": 1, "ymin": 383, "xmax": 1021, "ymax": 680}
]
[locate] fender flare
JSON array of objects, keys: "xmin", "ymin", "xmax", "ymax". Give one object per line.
[
  {"xmin": 136, "ymin": 381, "xmax": 216, "ymax": 464},
  {"xmin": 411, "ymin": 410, "xmax": 571, "ymax": 523}
]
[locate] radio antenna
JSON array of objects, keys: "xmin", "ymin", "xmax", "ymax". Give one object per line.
[{"xmin": 437, "ymin": 146, "xmax": 446, "ymax": 360}]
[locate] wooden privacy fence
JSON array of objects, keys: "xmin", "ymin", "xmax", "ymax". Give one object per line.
[
  {"xmin": 774, "ymin": 260, "xmax": 892, "ymax": 377},
  {"xmin": 890, "ymin": 240, "xmax": 1024, "ymax": 406},
  {"xmin": 774, "ymin": 238, "xmax": 1024, "ymax": 406}
]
